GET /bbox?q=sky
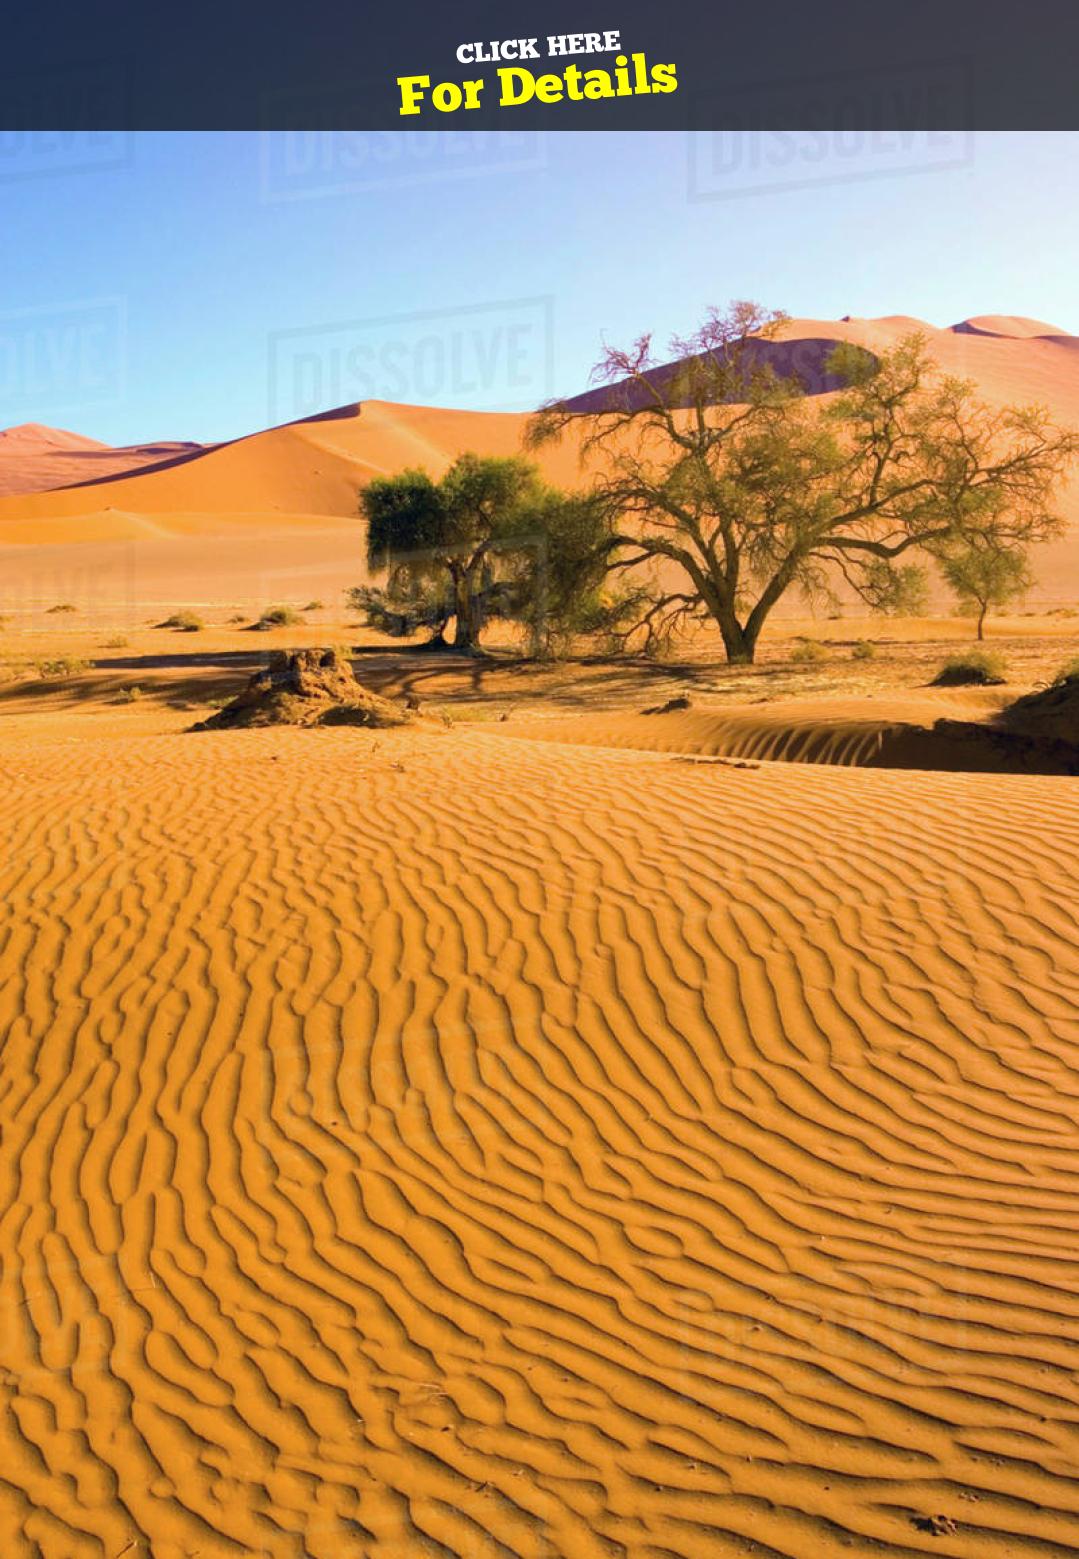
[1,130,1077,445]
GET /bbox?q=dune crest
[0,420,207,498]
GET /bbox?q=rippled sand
[0,718,1077,1557]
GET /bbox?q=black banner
[2,0,1079,129]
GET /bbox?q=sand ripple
[0,729,1077,1556]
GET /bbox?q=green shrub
[252,606,301,630]
[158,610,204,632]
[790,639,828,664]
[851,639,877,660]
[931,650,1008,687]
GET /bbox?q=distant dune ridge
[2,313,1079,604]
[0,421,206,498]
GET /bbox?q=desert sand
[0,621,1075,1556]
[0,316,1078,1556]
[0,423,208,499]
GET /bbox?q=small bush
[227,613,246,625]
[252,606,300,630]
[1051,656,1079,686]
[47,603,77,614]
[302,599,325,612]
[117,684,143,703]
[100,635,129,649]
[790,639,828,664]
[851,640,877,660]
[35,656,89,678]
[158,611,204,632]
[931,650,1008,687]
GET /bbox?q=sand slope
[2,314,1079,610]
[0,403,590,609]
[1,722,1078,1556]
[502,692,1079,773]
[0,402,584,534]
[0,423,206,498]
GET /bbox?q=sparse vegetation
[252,606,301,630]
[790,640,828,664]
[851,639,877,660]
[47,603,77,615]
[100,635,130,649]
[117,684,143,703]
[931,650,1008,686]
[941,540,1032,638]
[158,611,204,632]
[302,599,325,612]
[34,656,89,678]
[227,613,246,624]
[1051,656,1079,685]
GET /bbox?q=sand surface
[1,680,1078,1556]
[0,424,207,499]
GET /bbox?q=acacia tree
[359,453,542,651]
[941,539,1032,639]
[528,301,1079,662]
[357,451,609,654]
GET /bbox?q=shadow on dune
[560,336,870,413]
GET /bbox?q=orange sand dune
[1,717,1078,1556]
[0,403,588,610]
[2,314,1079,607]
[501,691,1049,771]
[0,422,206,498]
[0,401,584,530]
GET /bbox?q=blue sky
[1,130,1076,445]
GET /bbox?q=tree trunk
[718,616,758,664]
[451,574,481,651]
[450,553,490,652]
[976,604,987,640]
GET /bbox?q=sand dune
[0,716,1077,1555]
[0,401,584,531]
[2,314,1079,611]
[0,403,589,609]
[501,691,1079,773]
[0,423,206,498]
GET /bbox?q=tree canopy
[356,451,609,653]
[528,301,1079,662]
